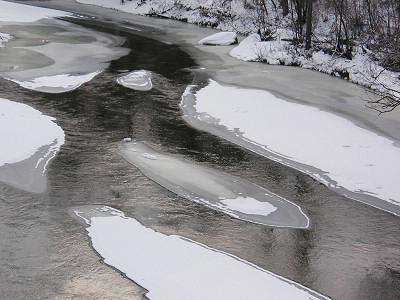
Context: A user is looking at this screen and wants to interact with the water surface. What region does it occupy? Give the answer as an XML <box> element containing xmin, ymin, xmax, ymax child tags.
<box><xmin>0</xmin><ymin>17</ymin><xmax>400</xmax><ymax>300</ymax></box>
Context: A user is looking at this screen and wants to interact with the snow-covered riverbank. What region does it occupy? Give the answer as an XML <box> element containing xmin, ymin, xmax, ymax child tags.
<box><xmin>75</xmin><ymin>0</ymin><xmax>400</xmax><ymax>101</ymax></box>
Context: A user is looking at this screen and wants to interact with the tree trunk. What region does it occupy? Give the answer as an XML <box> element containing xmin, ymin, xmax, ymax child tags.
<box><xmin>281</xmin><ymin>0</ymin><xmax>289</xmax><ymax>16</ymax></box>
<box><xmin>305</xmin><ymin>0</ymin><xmax>313</xmax><ymax>49</ymax></box>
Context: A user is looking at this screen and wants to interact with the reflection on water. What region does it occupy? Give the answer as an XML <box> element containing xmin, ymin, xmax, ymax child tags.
<box><xmin>0</xmin><ymin>19</ymin><xmax>399</xmax><ymax>300</ymax></box>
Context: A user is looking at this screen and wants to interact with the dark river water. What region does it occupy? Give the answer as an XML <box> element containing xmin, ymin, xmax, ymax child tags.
<box><xmin>1</xmin><ymin>18</ymin><xmax>400</xmax><ymax>300</ymax></box>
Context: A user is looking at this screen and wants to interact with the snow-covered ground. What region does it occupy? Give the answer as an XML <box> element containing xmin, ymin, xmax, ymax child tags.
<box><xmin>230</xmin><ymin>34</ymin><xmax>400</xmax><ymax>100</ymax></box>
<box><xmin>198</xmin><ymin>32</ymin><xmax>237</xmax><ymax>46</ymax></box>
<box><xmin>116</xmin><ymin>70</ymin><xmax>152</xmax><ymax>91</ymax></box>
<box><xmin>0</xmin><ymin>98</ymin><xmax>64</xmax><ymax>192</ymax></box>
<box><xmin>118</xmin><ymin>141</ymin><xmax>309</xmax><ymax>228</ymax></box>
<box><xmin>0</xmin><ymin>0</ymin><xmax>128</xmax><ymax>93</ymax></box>
<box><xmin>181</xmin><ymin>80</ymin><xmax>400</xmax><ymax>215</ymax></box>
<box><xmin>73</xmin><ymin>205</ymin><xmax>329</xmax><ymax>300</ymax></box>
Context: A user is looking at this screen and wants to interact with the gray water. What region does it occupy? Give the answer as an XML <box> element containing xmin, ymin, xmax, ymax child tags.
<box><xmin>1</xmin><ymin>15</ymin><xmax>400</xmax><ymax>300</ymax></box>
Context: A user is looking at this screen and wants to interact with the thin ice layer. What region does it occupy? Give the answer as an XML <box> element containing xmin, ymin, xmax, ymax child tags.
<box><xmin>0</xmin><ymin>2</ymin><xmax>129</xmax><ymax>93</ymax></box>
<box><xmin>181</xmin><ymin>80</ymin><xmax>400</xmax><ymax>215</ymax></box>
<box><xmin>73</xmin><ymin>205</ymin><xmax>329</xmax><ymax>300</ymax></box>
<box><xmin>118</xmin><ymin>141</ymin><xmax>309</xmax><ymax>228</ymax></box>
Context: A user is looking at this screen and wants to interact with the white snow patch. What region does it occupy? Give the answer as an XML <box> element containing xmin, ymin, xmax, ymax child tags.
<box><xmin>7</xmin><ymin>71</ymin><xmax>101</xmax><ymax>93</ymax></box>
<box><xmin>220</xmin><ymin>196</ymin><xmax>277</xmax><ymax>216</ymax></box>
<box><xmin>183</xmin><ymin>80</ymin><xmax>400</xmax><ymax>209</ymax></box>
<box><xmin>0</xmin><ymin>32</ymin><xmax>11</xmax><ymax>47</ymax></box>
<box><xmin>75</xmin><ymin>205</ymin><xmax>329</xmax><ymax>300</ymax></box>
<box><xmin>0</xmin><ymin>0</ymin><xmax>69</xmax><ymax>23</ymax></box>
<box><xmin>198</xmin><ymin>31</ymin><xmax>237</xmax><ymax>46</ymax></box>
<box><xmin>116</xmin><ymin>70</ymin><xmax>152</xmax><ymax>91</ymax></box>
<box><xmin>0</xmin><ymin>98</ymin><xmax>64</xmax><ymax>166</ymax></box>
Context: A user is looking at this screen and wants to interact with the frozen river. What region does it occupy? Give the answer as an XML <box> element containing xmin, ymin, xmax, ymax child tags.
<box><xmin>1</xmin><ymin>2</ymin><xmax>400</xmax><ymax>299</ymax></box>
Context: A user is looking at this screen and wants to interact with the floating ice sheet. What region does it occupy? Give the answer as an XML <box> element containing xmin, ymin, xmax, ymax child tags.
<box><xmin>0</xmin><ymin>1</ymin><xmax>129</xmax><ymax>93</ymax></box>
<box><xmin>73</xmin><ymin>205</ymin><xmax>329</xmax><ymax>300</ymax></box>
<box><xmin>118</xmin><ymin>141</ymin><xmax>309</xmax><ymax>228</ymax></box>
<box><xmin>0</xmin><ymin>98</ymin><xmax>64</xmax><ymax>192</ymax></box>
<box><xmin>181</xmin><ymin>80</ymin><xmax>400</xmax><ymax>215</ymax></box>
<box><xmin>116</xmin><ymin>70</ymin><xmax>152</xmax><ymax>91</ymax></box>
<box><xmin>5</xmin><ymin>71</ymin><xmax>102</xmax><ymax>94</ymax></box>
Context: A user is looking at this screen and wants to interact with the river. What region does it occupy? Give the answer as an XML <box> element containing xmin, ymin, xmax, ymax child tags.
<box><xmin>0</xmin><ymin>2</ymin><xmax>400</xmax><ymax>299</ymax></box>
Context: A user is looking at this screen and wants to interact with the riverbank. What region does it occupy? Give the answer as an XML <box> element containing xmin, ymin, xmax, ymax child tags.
<box><xmin>75</xmin><ymin>0</ymin><xmax>400</xmax><ymax>110</ymax></box>
<box><xmin>12</xmin><ymin>0</ymin><xmax>400</xmax><ymax>141</ymax></box>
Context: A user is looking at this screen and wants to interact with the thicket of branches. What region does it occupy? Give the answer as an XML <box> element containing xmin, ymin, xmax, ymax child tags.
<box><xmin>250</xmin><ymin>0</ymin><xmax>400</xmax><ymax>112</ymax></box>
<box><xmin>252</xmin><ymin>0</ymin><xmax>399</xmax><ymax>61</ymax></box>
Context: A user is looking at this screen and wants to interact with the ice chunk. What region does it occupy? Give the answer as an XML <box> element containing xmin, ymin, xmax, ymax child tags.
<box><xmin>198</xmin><ymin>31</ymin><xmax>238</xmax><ymax>46</ymax></box>
<box><xmin>5</xmin><ymin>71</ymin><xmax>101</xmax><ymax>94</ymax></box>
<box><xmin>116</xmin><ymin>70</ymin><xmax>152</xmax><ymax>91</ymax></box>
<box><xmin>0</xmin><ymin>98</ymin><xmax>64</xmax><ymax>192</ymax></box>
<box><xmin>118</xmin><ymin>141</ymin><xmax>309</xmax><ymax>228</ymax></box>
<box><xmin>73</xmin><ymin>205</ymin><xmax>329</xmax><ymax>300</ymax></box>
<box><xmin>181</xmin><ymin>80</ymin><xmax>400</xmax><ymax>215</ymax></box>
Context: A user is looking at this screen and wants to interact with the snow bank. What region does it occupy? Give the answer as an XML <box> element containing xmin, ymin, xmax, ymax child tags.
<box><xmin>230</xmin><ymin>35</ymin><xmax>400</xmax><ymax>99</ymax></box>
<box><xmin>118</xmin><ymin>141</ymin><xmax>309</xmax><ymax>228</ymax></box>
<box><xmin>181</xmin><ymin>80</ymin><xmax>400</xmax><ymax>215</ymax></box>
<box><xmin>116</xmin><ymin>70</ymin><xmax>152</xmax><ymax>91</ymax></box>
<box><xmin>0</xmin><ymin>98</ymin><xmax>64</xmax><ymax>192</ymax></box>
<box><xmin>198</xmin><ymin>32</ymin><xmax>237</xmax><ymax>46</ymax></box>
<box><xmin>73</xmin><ymin>205</ymin><xmax>329</xmax><ymax>300</ymax></box>
<box><xmin>0</xmin><ymin>0</ymin><xmax>69</xmax><ymax>23</ymax></box>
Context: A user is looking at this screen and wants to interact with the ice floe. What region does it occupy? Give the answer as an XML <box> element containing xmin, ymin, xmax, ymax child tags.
<box><xmin>73</xmin><ymin>205</ymin><xmax>329</xmax><ymax>300</ymax></box>
<box><xmin>0</xmin><ymin>98</ymin><xmax>64</xmax><ymax>192</ymax></box>
<box><xmin>116</xmin><ymin>70</ymin><xmax>152</xmax><ymax>91</ymax></box>
<box><xmin>181</xmin><ymin>80</ymin><xmax>400</xmax><ymax>215</ymax></box>
<box><xmin>118</xmin><ymin>141</ymin><xmax>309</xmax><ymax>228</ymax></box>
<box><xmin>198</xmin><ymin>31</ymin><xmax>238</xmax><ymax>46</ymax></box>
<box><xmin>6</xmin><ymin>71</ymin><xmax>102</xmax><ymax>94</ymax></box>
<box><xmin>0</xmin><ymin>1</ymin><xmax>129</xmax><ymax>93</ymax></box>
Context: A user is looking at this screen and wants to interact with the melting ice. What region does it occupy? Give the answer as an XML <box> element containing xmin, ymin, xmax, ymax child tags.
<box><xmin>118</xmin><ymin>141</ymin><xmax>309</xmax><ymax>228</ymax></box>
<box><xmin>0</xmin><ymin>98</ymin><xmax>64</xmax><ymax>192</ymax></box>
<box><xmin>73</xmin><ymin>205</ymin><xmax>329</xmax><ymax>300</ymax></box>
<box><xmin>0</xmin><ymin>1</ymin><xmax>129</xmax><ymax>93</ymax></box>
<box><xmin>181</xmin><ymin>80</ymin><xmax>400</xmax><ymax>215</ymax></box>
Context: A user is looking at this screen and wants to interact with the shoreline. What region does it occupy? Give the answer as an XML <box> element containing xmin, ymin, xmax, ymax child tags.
<box><xmin>11</xmin><ymin>0</ymin><xmax>400</xmax><ymax>143</ymax></box>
